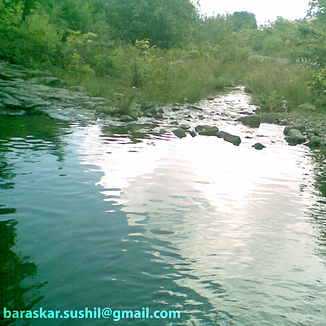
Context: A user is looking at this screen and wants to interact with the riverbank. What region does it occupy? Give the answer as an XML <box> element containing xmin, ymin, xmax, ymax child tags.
<box><xmin>1</xmin><ymin>59</ymin><xmax>325</xmax><ymax>149</ymax></box>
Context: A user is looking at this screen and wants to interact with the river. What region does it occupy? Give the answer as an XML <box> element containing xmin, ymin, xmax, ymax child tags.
<box><xmin>1</xmin><ymin>88</ymin><xmax>326</xmax><ymax>325</ymax></box>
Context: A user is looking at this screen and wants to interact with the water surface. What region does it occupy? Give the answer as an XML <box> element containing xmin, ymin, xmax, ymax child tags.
<box><xmin>1</xmin><ymin>90</ymin><xmax>326</xmax><ymax>325</ymax></box>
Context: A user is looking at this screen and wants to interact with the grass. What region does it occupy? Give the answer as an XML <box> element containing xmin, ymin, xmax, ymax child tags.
<box><xmin>55</xmin><ymin>43</ymin><xmax>316</xmax><ymax>114</ymax></box>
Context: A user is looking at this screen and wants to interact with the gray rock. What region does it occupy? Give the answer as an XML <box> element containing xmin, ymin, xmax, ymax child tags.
<box><xmin>195</xmin><ymin>125</ymin><xmax>219</xmax><ymax>136</ymax></box>
<box><xmin>252</xmin><ymin>143</ymin><xmax>266</xmax><ymax>150</ymax></box>
<box><xmin>217</xmin><ymin>131</ymin><xmax>241</xmax><ymax>146</ymax></box>
<box><xmin>283</xmin><ymin>125</ymin><xmax>306</xmax><ymax>136</ymax></box>
<box><xmin>285</xmin><ymin>129</ymin><xmax>306</xmax><ymax>145</ymax></box>
<box><xmin>237</xmin><ymin>114</ymin><xmax>261</xmax><ymax>128</ymax></box>
<box><xmin>173</xmin><ymin>128</ymin><xmax>187</xmax><ymax>138</ymax></box>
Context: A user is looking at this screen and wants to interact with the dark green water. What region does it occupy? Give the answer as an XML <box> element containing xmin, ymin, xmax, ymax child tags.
<box><xmin>1</xmin><ymin>97</ymin><xmax>326</xmax><ymax>325</ymax></box>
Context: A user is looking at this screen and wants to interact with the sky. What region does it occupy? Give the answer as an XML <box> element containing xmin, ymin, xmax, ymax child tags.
<box><xmin>195</xmin><ymin>0</ymin><xmax>311</xmax><ymax>25</ymax></box>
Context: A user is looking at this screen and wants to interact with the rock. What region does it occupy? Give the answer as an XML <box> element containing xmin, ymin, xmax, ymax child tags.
<box><xmin>306</xmin><ymin>135</ymin><xmax>325</xmax><ymax>148</ymax></box>
<box><xmin>189</xmin><ymin>130</ymin><xmax>197</xmax><ymax>137</ymax></box>
<box><xmin>180</xmin><ymin>124</ymin><xmax>191</xmax><ymax>130</ymax></box>
<box><xmin>217</xmin><ymin>131</ymin><xmax>241</xmax><ymax>146</ymax></box>
<box><xmin>285</xmin><ymin>129</ymin><xmax>306</xmax><ymax>145</ymax></box>
<box><xmin>244</xmin><ymin>86</ymin><xmax>253</xmax><ymax>93</ymax></box>
<box><xmin>31</xmin><ymin>77</ymin><xmax>63</xmax><ymax>87</ymax></box>
<box><xmin>173</xmin><ymin>128</ymin><xmax>187</xmax><ymax>138</ymax></box>
<box><xmin>283</xmin><ymin>125</ymin><xmax>306</xmax><ymax>136</ymax></box>
<box><xmin>0</xmin><ymin>70</ymin><xmax>26</xmax><ymax>80</ymax></box>
<box><xmin>141</xmin><ymin>102</ymin><xmax>155</xmax><ymax>111</ymax></box>
<box><xmin>298</xmin><ymin>102</ymin><xmax>316</xmax><ymax>111</ymax></box>
<box><xmin>260</xmin><ymin>113</ymin><xmax>278</xmax><ymax>124</ymax></box>
<box><xmin>237</xmin><ymin>114</ymin><xmax>261</xmax><ymax>128</ymax></box>
<box><xmin>120</xmin><ymin>115</ymin><xmax>134</xmax><ymax>122</ymax></box>
<box><xmin>195</xmin><ymin>125</ymin><xmax>219</xmax><ymax>136</ymax></box>
<box><xmin>252</xmin><ymin>143</ymin><xmax>265</xmax><ymax>150</ymax></box>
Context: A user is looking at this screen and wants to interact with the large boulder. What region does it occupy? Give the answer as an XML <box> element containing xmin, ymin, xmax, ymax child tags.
<box><xmin>285</xmin><ymin>129</ymin><xmax>306</xmax><ymax>145</ymax></box>
<box><xmin>195</xmin><ymin>125</ymin><xmax>219</xmax><ymax>136</ymax></box>
<box><xmin>237</xmin><ymin>114</ymin><xmax>260</xmax><ymax>128</ymax></box>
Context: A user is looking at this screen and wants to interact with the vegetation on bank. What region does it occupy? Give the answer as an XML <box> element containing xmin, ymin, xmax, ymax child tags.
<box><xmin>1</xmin><ymin>0</ymin><xmax>326</xmax><ymax>112</ymax></box>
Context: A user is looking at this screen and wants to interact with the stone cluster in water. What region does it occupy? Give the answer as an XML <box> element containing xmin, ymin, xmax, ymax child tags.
<box><xmin>0</xmin><ymin>60</ymin><xmax>325</xmax><ymax>150</ymax></box>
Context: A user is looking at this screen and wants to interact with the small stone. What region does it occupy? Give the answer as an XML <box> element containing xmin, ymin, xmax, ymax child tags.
<box><xmin>252</xmin><ymin>143</ymin><xmax>265</xmax><ymax>150</ymax></box>
<box><xmin>173</xmin><ymin>128</ymin><xmax>187</xmax><ymax>138</ymax></box>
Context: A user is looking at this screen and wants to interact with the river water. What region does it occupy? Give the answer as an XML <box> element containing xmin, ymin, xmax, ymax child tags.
<box><xmin>1</xmin><ymin>89</ymin><xmax>326</xmax><ymax>325</ymax></box>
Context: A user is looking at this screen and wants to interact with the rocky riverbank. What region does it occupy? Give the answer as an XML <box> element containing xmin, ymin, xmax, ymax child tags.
<box><xmin>1</xmin><ymin>60</ymin><xmax>325</xmax><ymax>149</ymax></box>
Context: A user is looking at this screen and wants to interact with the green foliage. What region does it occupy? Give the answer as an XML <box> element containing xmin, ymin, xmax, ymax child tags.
<box><xmin>103</xmin><ymin>0</ymin><xmax>199</xmax><ymax>48</ymax></box>
<box><xmin>229</xmin><ymin>11</ymin><xmax>257</xmax><ymax>31</ymax></box>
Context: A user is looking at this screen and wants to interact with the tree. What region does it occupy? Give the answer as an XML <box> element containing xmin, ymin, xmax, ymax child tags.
<box><xmin>103</xmin><ymin>0</ymin><xmax>199</xmax><ymax>48</ymax></box>
<box><xmin>229</xmin><ymin>11</ymin><xmax>257</xmax><ymax>31</ymax></box>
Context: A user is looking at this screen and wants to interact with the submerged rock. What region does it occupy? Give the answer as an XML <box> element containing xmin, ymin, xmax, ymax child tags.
<box><xmin>237</xmin><ymin>114</ymin><xmax>260</xmax><ymax>128</ymax></box>
<box><xmin>195</xmin><ymin>125</ymin><xmax>219</xmax><ymax>136</ymax></box>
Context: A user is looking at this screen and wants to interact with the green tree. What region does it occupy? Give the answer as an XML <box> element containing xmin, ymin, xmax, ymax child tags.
<box><xmin>229</xmin><ymin>11</ymin><xmax>257</xmax><ymax>31</ymax></box>
<box><xmin>103</xmin><ymin>0</ymin><xmax>199</xmax><ymax>48</ymax></box>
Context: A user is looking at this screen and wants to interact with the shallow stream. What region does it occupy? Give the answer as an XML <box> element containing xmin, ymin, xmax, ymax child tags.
<box><xmin>1</xmin><ymin>88</ymin><xmax>326</xmax><ymax>325</ymax></box>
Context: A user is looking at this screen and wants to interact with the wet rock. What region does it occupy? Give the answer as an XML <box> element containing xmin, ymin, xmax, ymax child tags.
<box><xmin>283</xmin><ymin>125</ymin><xmax>306</xmax><ymax>136</ymax></box>
<box><xmin>195</xmin><ymin>125</ymin><xmax>219</xmax><ymax>136</ymax></box>
<box><xmin>285</xmin><ymin>129</ymin><xmax>306</xmax><ymax>145</ymax></box>
<box><xmin>252</xmin><ymin>143</ymin><xmax>266</xmax><ymax>150</ymax></box>
<box><xmin>189</xmin><ymin>130</ymin><xmax>197</xmax><ymax>137</ymax></box>
<box><xmin>173</xmin><ymin>128</ymin><xmax>187</xmax><ymax>138</ymax></box>
<box><xmin>217</xmin><ymin>131</ymin><xmax>241</xmax><ymax>146</ymax></box>
<box><xmin>180</xmin><ymin>124</ymin><xmax>191</xmax><ymax>130</ymax></box>
<box><xmin>237</xmin><ymin>114</ymin><xmax>260</xmax><ymax>128</ymax></box>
